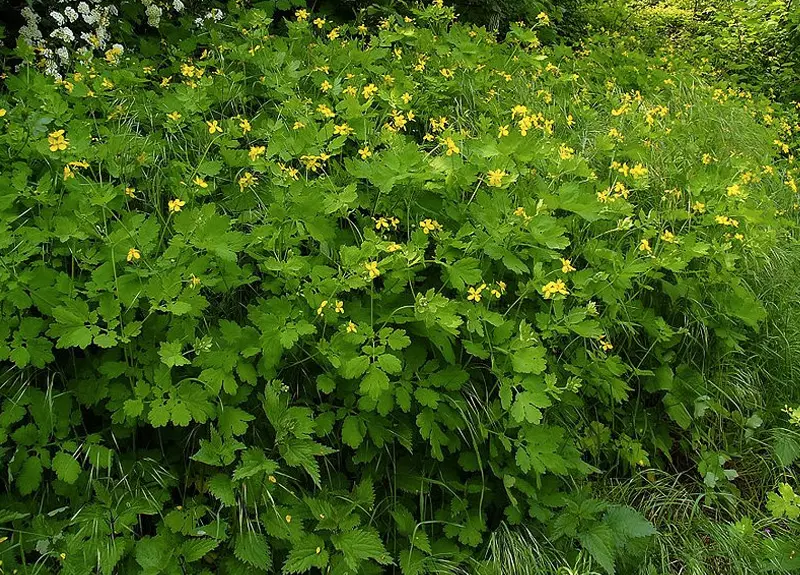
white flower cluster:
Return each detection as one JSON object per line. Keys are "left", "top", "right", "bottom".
{"left": 194, "top": 8, "right": 225, "bottom": 28}
{"left": 15, "top": 0, "right": 201, "bottom": 78}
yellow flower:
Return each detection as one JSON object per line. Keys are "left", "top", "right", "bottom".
{"left": 207, "top": 120, "right": 222, "bottom": 134}
{"left": 362, "top": 84, "right": 378, "bottom": 99}
{"left": 314, "top": 17, "right": 327, "bottom": 28}
{"left": 537, "top": 11, "right": 550, "bottom": 25}
{"left": 558, "top": 144, "right": 574, "bottom": 160}
{"left": 238, "top": 171, "right": 257, "bottom": 190}
{"left": 702, "top": 153, "right": 714, "bottom": 164}
{"left": 630, "top": 163, "right": 648, "bottom": 178}
{"left": 334, "top": 300, "right": 344, "bottom": 313}
{"left": 316, "top": 547, "right": 322, "bottom": 554}
{"left": 168, "top": 198, "right": 185, "bottom": 213}
{"left": 249, "top": 145, "right": 266, "bottom": 161}
{"left": 660, "top": 230, "right": 677, "bottom": 243}
{"left": 443, "top": 137, "right": 460, "bottom": 156}
{"left": 127, "top": 248, "right": 141, "bottom": 262}
{"left": 692, "top": 201, "right": 706, "bottom": 213}
{"left": 333, "top": 123, "right": 354, "bottom": 136}
{"left": 726, "top": 184, "right": 743, "bottom": 197}
{"left": 189, "top": 274, "right": 201, "bottom": 288}
{"left": 317, "top": 300, "right": 328, "bottom": 315}
{"left": 327, "top": 27, "right": 340, "bottom": 40}
{"left": 440, "top": 68, "right": 454, "bottom": 79}
{"left": 419, "top": 219, "right": 442, "bottom": 234}
{"left": 0, "top": 108, "right": 6, "bottom": 117}
{"left": 401, "top": 92, "right": 413, "bottom": 104}
{"left": 430, "top": 116, "right": 448, "bottom": 132}
{"left": 239, "top": 118, "right": 252, "bottom": 133}
{"left": 365, "top": 261, "right": 380, "bottom": 279}
{"left": 358, "top": 147, "right": 372, "bottom": 159}
{"left": 374, "top": 217, "right": 390, "bottom": 230}
{"left": 542, "top": 279, "right": 569, "bottom": 299}
{"left": 467, "top": 284, "right": 487, "bottom": 302}
{"left": 639, "top": 238, "right": 652, "bottom": 252}
{"left": 296, "top": 8, "right": 309, "bottom": 21}
{"left": 486, "top": 169, "right": 507, "bottom": 187}
{"left": 125, "top": 187, "right": 136, "bottom": 198}
{"left": 268, "top": 475, "right": 277, "bottom": 483}
{"left": 386, "top": 242, "right": 401, "bottom": 252}
{"left": 511, "top": 105, "right": 528, "bottom": 119}
{"left": 167, "top": 111, "right": 182, "bottom": 121}
{"left": 317, "top": 104, "right": 335, "bottom": 118}
{"left": 194, "top": 176, "right": 208, "bottom": 188}
{"left": 48, "top": 129, "right": 69, "bottom": 152}
{"left": 514, "top": 207, "right": 527, "bottom": 218}
{"left": 498, "top": 124, "right": 509, "bottom": 138}
{"left": 346, "top": 321, "right": 357, "bottom": 333}
{"left": 293, "top": 121, "right": 306, "bottom": 130}
{"left": 321, "top": 80, "right": 332, "bottom": 93}
{"left": 599, "top": 335, "right": 613, "bottom": 352}
{"left": 561, "top": 258, "right": 576, "bottom": 273}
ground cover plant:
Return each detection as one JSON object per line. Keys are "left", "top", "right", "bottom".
{"left": 0, "top": 1, "right": 799, "bottom": 573}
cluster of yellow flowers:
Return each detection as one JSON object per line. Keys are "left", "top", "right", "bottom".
{"left": 466, "top": 281, "right": 507, "bottom": 302}
{"left": 597, "top": 182, "right": 630, "bottom": 203}
{"left": 542, "top": 279, "right": 569, "bottom": 299}
{"left": 419, "top": 219, "right": 443, "bottom": 234}
{"left": 374, "top": 216, "right": 400, "bottom": 231}
{"left": 48, "top": 129, "right": 69, "bottom": 152}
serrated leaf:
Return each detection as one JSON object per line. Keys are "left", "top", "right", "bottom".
{"left": 208, "top": 474, "right": 236, "bottom": 506}
{"left": 235, "top": 531, "right": 271, "bottom": 570}
{"left": 282, "top": 535, "right": 328, "bottom": 574}
{"left": 182, "top": 538, "right": 220, "bottom": 562}
{"left": 331, "top": 528, "right": 393, "bottom": 571}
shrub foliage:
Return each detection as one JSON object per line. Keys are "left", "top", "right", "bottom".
{"left": 0, "top": 2, "right": 799, "bottom": 574}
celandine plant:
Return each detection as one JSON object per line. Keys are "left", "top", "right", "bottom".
{"left": 0, "top": 1, "right": 798, "bottom": 573}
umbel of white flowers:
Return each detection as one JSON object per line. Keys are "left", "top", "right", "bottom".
{"left": 15, "top": 0, "right": 218, "bottom": 79}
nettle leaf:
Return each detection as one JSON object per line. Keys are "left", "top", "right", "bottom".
{"left": 579, "top": 523, "right": 616, "bottom": 575}
{"left": 235, "top": 531, "right": 272, "bottom": 570}
{"left": 282, "top": 534, "right": 328, "bottom": 574}
{"left": 181, "top": 538, "right": 220, "bottom": 563}
{"left": 52, "top": 452, "right": 81, "bottom": 484}
{"left": 331, "top": 528, "right": 393, "bottom": 571}
{"left": 208, "top": 473, "right": 236, "bottom": 506}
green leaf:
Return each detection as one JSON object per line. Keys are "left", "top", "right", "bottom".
{"left": 17, "top": 456, "right": 42, "bottom": 495}
{"left": 444, "top": 257, "right": 483, "bottom": 291}
{"left": 159, "top": 340, "right": 190, "bottom": 367}
{"left": 360, "top": 365, "right": 390, "bottom": 399}
{"left": 512, "top": 346, "right": 547, "bottom": 374}
{"left": 208, "top": 474, "right": 236, "bottom": 506}
{"left": 282, "top": 535, "right": 328, "bottom": 574}
{"left": 181, "top": 538, "right": 220, "bottom": 562}
{"left": 52, "top": 452, "right": 82, "bottom": 484}
{"left": 331, "top": 528, "right": 393, "bottom": 571}
{"left": 604, "top": 506, "right": 656, "bottom": 544}
{"left": 235, "top": 531, "right": 272, "bottom": 570}
{"left": 387, "top": 330, "right": 412, "bottom": 350}
{"left": 579, "top": 523, "right": 616, "bottom": 575}
{"left": 342, "top": 416, "right": 365, "bottom": 449}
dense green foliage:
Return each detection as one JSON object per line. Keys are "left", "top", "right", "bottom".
{"left": 585, "top": 0, "right": 800, "bottom": 101}
{"left": 1, "top": 1, "right": 800, "bottom": 574}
